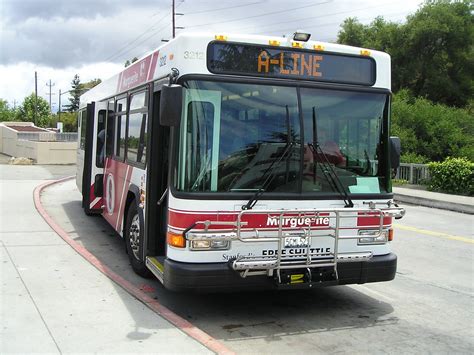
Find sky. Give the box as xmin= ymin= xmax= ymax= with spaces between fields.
xmin=0 ymin=0 xmax=423 ymax=111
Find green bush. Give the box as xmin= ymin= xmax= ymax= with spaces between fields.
xmin=428 ymin=157 xmax=474 ymax=196
xmin=392 ymin=178 xmax=409 ymax=186
xmin=391 ymin=90 xmax=474 ymax=162
xmin=401 ymin=152 xmax=428 ymax=164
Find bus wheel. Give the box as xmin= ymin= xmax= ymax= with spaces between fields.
xmin=125 ymin=202 xmax=152 ymax=278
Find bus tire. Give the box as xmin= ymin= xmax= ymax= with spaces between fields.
xmin=125 ymin=201 xmax=152 ymax=278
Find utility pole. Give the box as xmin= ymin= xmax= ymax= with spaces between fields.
xmin=34 ymin=71 xmax=38 ymax=125
xmin=59 ymin=89 xmax=62 ymax=122
xmin=172 ymin=0 xmax=184 ymax=39
xmin=58 ymin=89 xmax=70 ymax=122
xmin=45 ymin=80 xmax=55 ymax=115
xmin=172 ymin=0 xmax=175 ymax=38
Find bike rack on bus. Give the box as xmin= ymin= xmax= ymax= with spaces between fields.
xmin=185 ymin=206 xmax=405 ymax=283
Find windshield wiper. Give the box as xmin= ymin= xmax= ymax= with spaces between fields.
xmin=242 ymin=105 xmax=293 ymax=210
xmin=311 ymin=107 xmax=354 ymax=208
xmin=242 ymin=141 xmax=294 ymax=210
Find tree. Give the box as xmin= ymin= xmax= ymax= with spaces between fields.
xmin=124 ymin=57 xmax=139 ymax=67
xmin=51 ymin=112 xmax=78 ymax=132
xmin=337 ymin=0 xmax=474 ymax=107
xmin=337 ymin=18 xmax=367 ymax=47
xmin=67 ymin=74 xmax=81 ymax=112
xmin=401 ymin=0 xmax=473 ymax=107
xmin=80 ymin=78 xmax=102 ymax=91
xmin=17 ymin=93 xmax=50 ymax=127
xmin=391 ymin=89 xmax=474 ymax=162
xmin=0 ymin=99 xmax=17 ymax=122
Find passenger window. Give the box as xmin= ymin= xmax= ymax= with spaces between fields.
xmin=105 ymin=102 xmax=115 ymax=157
xmin=79 ymin=109 xmax=87 ymax=150
xmin=115 ymin=97 xmax=127 ymax=159
xmin=127 ymin=89 xmax=148 ymax=165
xmin=96 ymin=110 xmax=106 ymax=167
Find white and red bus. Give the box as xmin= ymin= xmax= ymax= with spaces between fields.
xmin=76 ymin=32 xmax=405 ymax=291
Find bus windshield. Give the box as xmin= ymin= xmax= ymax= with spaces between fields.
xmin=176 ymin=80 xmax=388 ymax=195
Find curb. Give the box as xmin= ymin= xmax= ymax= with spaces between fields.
xmin=394 ymin=193 xmax=474 ymax=215
xmin=34 ymin=177 xmax=235 ymax=355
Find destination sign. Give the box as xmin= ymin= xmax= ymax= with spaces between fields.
xmin=207 ymin=42 xmax=376 ymax=86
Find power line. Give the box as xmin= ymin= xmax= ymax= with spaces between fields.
xmin=107 ymin=22 xmax=171 ymax=63
xmin=255 ymin=11 xmax=409 ymax=38
xmin=104 ymin=12 xmax=170 ymax=62
xmin=223 ymin=0 xmax=399 ymax=34
xmin=184 ymin=1 xmax=266 ymax=15
xmin=185 ymin=0 xmax=334 ymax=28
xmin=105 ymin=0 xmax=188 ymax=63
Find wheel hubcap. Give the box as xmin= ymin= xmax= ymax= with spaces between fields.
xmin=129 ymin=214 xmax=140 ymax=260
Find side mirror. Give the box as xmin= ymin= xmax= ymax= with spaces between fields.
xmin=389 ymin=136 xmax=401 ymax=174
xmin=160 ymin=84 xmax=183 ymax=126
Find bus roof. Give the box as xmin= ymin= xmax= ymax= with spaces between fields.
xmin=80 ymin=32 xmax=390 ymax=108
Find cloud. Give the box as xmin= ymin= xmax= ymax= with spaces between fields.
xmin=0 ymin=61 xmax=123 ymax=109
xmin=1 ymin=7 xmax=170 ymax=68
xmin=0 ymin=0 xmax=424 ymax=106
xmin=2 ymin=0 xmax=162 ymax=22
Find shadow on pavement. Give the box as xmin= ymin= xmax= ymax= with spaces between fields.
xmin=47 ymin=180 xmax=396 ymax=351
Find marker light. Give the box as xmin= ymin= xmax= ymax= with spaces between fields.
xmin=269 ymin=39 xmax=281 ymax=46
xmin=360 ymin=49 xmax=371 ymax=56
xmin=167 ymin=231 xmax=186 ymax=248
xmin=215 ymin=34 xmax=228 ymax=41
xmin=313 ymin=44 xmax=325 ymax=51
xmin=358 ymin=229 xmax=388 ymax=245
xmin=293 ymin=31 xmax=311 ymax=42
xmin=388 ymin=228 xmax=394 ymax=241
xmin=292 ymin=41 xmax=304 ymax=48
xmin=191 ymin=240 xmax=230 ymax=251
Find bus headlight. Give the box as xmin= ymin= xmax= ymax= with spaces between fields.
xmin=358 ymin=229 xmax=389 ymax=245
xmin=191 ymin=240 xmax=230 ymax=250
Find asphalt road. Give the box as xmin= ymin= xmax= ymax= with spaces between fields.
xmin=37 ymin=172 xmax=474 ymax=354
xmin=2 ymin=161 xmax=472 ymax=354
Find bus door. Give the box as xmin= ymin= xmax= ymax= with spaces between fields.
xmin=145 ymin=88 xmax=222 ymax=278
xmin=144 ymin=90 xmax=170 ymax=258
xmin=79 ymin=101 xmax=107 ymax=215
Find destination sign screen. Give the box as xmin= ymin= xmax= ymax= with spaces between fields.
xmin=207 ymin=42 xmax=376 ymax=86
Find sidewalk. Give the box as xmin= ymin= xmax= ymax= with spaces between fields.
xmin=393 ymin=186 xmax=474 ymax=214
xmin=0 ymin=164 xmax=212 ymax=354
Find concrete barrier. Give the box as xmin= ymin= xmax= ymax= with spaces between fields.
xmin=0 ymin=122 xmax=77 ymax=164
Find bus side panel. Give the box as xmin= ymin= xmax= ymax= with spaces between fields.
xmin=103 ymin=158 xmax=133 ymax=236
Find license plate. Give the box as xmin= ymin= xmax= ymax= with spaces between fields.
xmin=284 ymin=236 xmax=309 ymax=248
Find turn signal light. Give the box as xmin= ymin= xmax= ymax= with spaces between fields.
xmin=388 ymin=228 xmax=394 ymax=241
xmin=167 ymin=231 xmax=186 ymax=248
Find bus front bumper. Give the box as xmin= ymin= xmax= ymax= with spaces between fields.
xmin=163 ymin=253 xmax=397 ymax=292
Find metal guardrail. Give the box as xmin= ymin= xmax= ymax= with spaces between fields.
xmin=396 ymin=163 xmax=430 ymax=184
xmin=17 ymin=132 xmax=78 ymax=142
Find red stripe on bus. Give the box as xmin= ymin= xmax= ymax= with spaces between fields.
xmin=168 ymin=209 xmax=331 ymax=230
xmin=147 ymin=51 xmax=159 ymax=81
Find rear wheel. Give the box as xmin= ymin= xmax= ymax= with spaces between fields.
xmin=125 ymin=201 xmax=152 ymax=278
